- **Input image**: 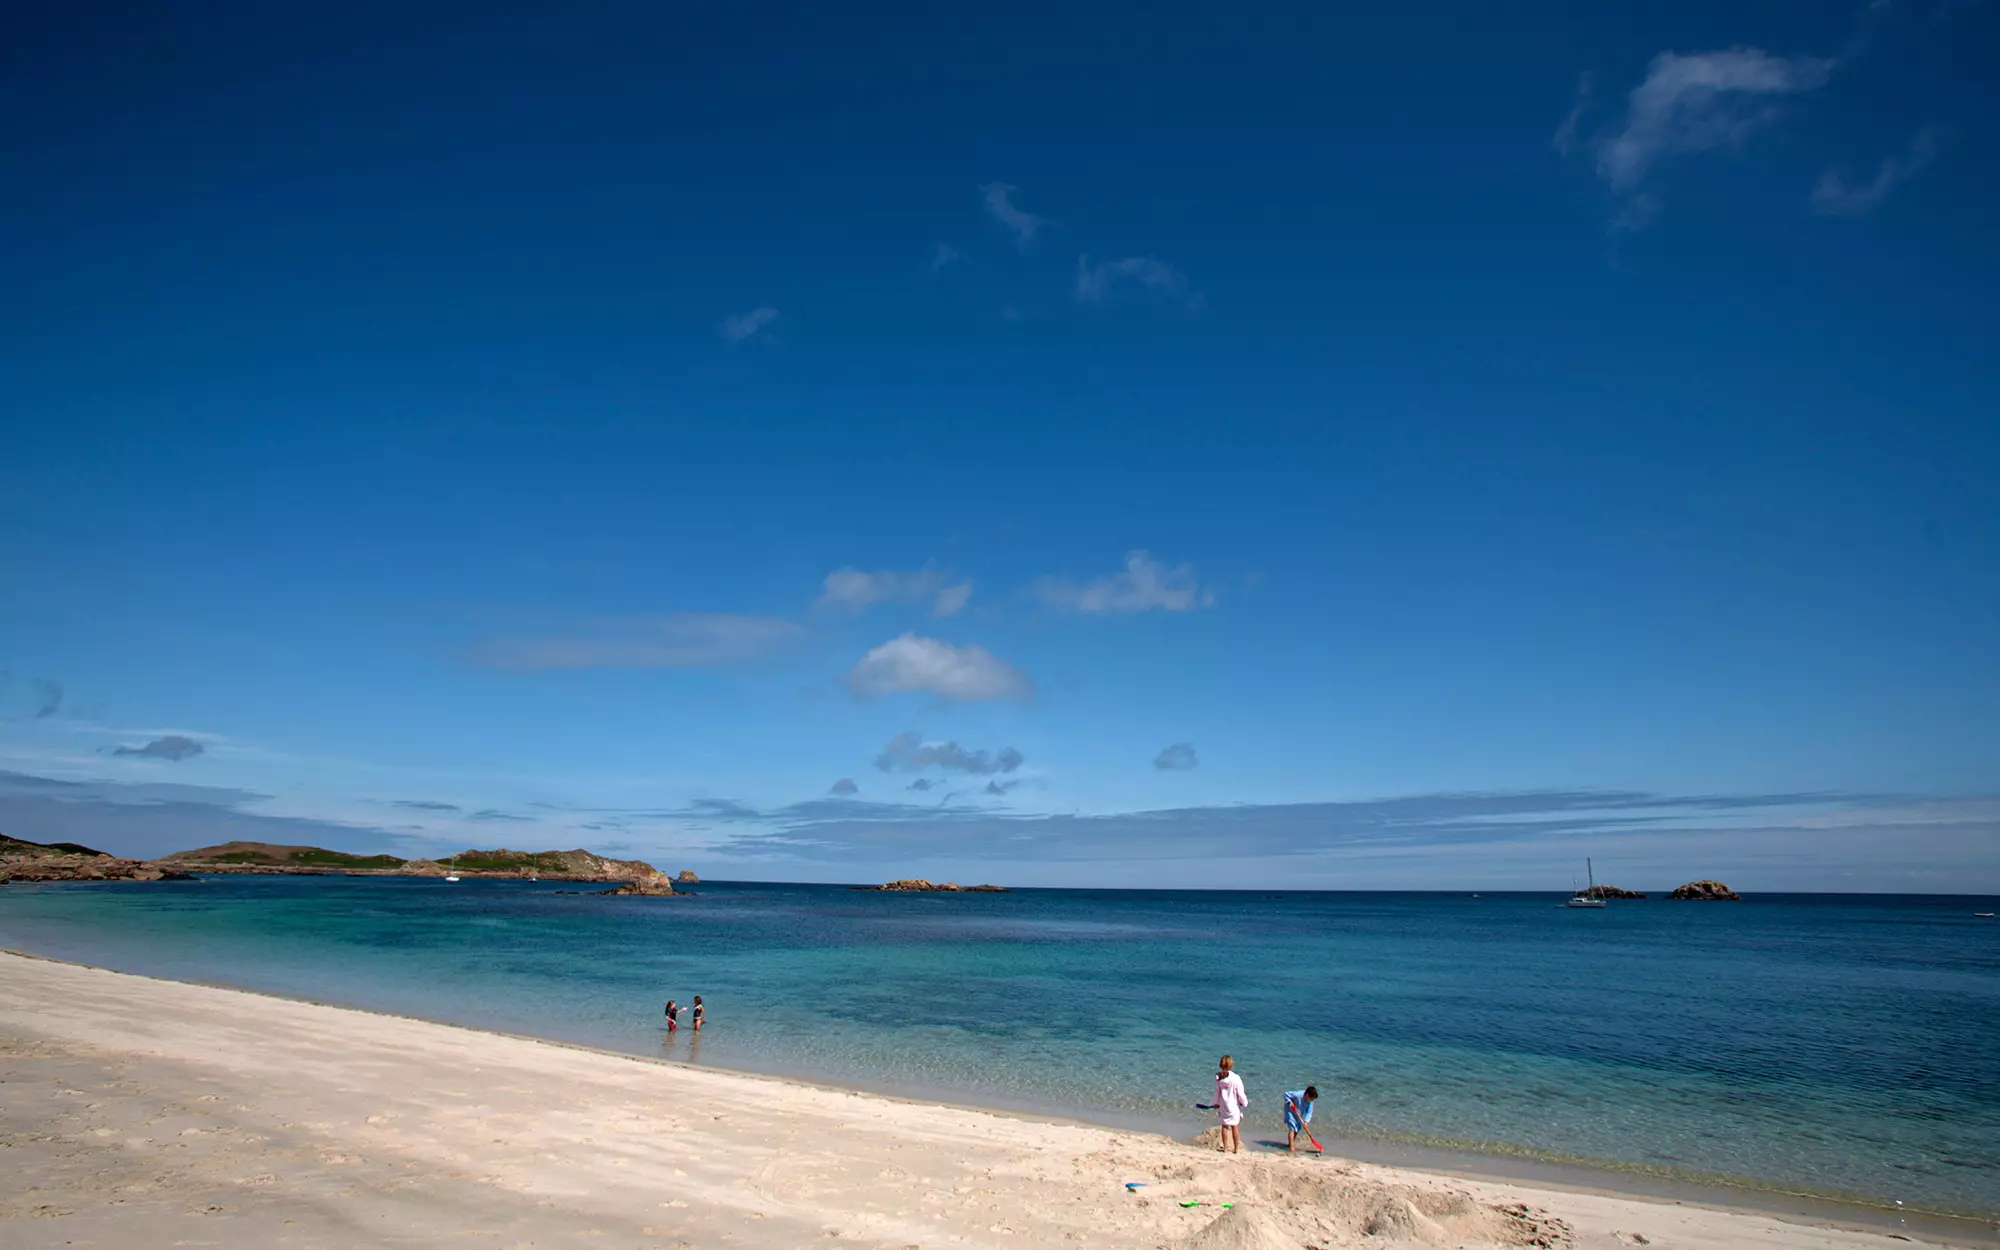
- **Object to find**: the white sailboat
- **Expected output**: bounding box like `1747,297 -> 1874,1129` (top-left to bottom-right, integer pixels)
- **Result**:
1565,857 -> 1607,908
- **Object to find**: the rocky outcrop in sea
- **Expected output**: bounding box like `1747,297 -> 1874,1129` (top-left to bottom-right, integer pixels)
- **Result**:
1669,879 -> 1742,900
851,878 -> 1008,893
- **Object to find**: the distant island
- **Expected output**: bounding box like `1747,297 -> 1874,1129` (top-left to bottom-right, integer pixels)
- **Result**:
850,878 -> 1008,893
1,834 -> 197,884
3,836 -> 689,892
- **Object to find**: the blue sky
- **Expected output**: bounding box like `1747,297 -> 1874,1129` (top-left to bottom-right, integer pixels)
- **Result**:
2,1 -> 1995,890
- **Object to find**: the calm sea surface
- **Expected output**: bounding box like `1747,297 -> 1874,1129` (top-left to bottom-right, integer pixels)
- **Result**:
3,878 -> 1996,1216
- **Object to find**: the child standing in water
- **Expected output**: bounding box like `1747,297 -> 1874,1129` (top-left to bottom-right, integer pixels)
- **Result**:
1214,1055 -> 1248,1154
691,995 -> 705,1032
664,999 -> 680,1032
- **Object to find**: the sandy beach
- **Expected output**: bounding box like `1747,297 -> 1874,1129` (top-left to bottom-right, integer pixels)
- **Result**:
0,951 -> 1981,1250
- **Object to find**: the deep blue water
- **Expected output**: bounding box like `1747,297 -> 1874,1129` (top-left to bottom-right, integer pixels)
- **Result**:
3,878 -> 1996,1215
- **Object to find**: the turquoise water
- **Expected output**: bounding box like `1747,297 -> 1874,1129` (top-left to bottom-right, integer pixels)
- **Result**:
3,878 -> 1996,1216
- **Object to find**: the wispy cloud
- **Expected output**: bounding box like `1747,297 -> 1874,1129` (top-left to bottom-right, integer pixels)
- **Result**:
1812,126 -> 1942,215
726,788 -> 1989,885
0,768 -> 413,863
828,778 -> 859,796
1571,47 -> 1835,231
816,566 -> 973,618
1154,742 -> 1199,771
874,731 -> 1024,776
393,799 -> 461,811
719,306 -> 779,344
844,634 -> 1034,702
1074,255 -> 1203,310
1033,551 -> 1214,614
473,614 -> 805,671
469,809 -> 533,822
32,679 -> 63,719
980,183 -> 1052,251
111,734 -> 205,762
929,242 -> 963,273
1552,72 -> 1595,156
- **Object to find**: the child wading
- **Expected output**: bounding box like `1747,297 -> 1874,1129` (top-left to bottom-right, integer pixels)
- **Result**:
664,999 -> 680,1032
1213,1055 -> 1248,1154
1284,1085 -> 1320,1153
691,995 -> 705,1032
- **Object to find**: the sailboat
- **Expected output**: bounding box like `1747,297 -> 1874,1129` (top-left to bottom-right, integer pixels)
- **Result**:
1564,857 -> 1607,908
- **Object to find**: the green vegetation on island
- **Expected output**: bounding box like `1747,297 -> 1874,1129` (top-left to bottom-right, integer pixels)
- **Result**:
152,841 -> 685,888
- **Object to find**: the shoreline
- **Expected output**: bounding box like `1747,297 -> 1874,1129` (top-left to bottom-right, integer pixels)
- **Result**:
4,947 -> 1992,1246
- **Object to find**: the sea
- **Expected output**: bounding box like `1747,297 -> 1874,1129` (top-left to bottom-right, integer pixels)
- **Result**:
3,877 -> 1996,1219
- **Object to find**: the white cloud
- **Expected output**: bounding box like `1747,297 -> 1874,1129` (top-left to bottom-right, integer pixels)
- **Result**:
979,183 -> 1052,250
1074,255 -> 1203,310
1812,127 -> 1942,216
1033,552 -> 1215,615
844,634 -> 1033,702
474,614 -> 804,671
1599,49 -> 1833,191
816,566 -> 972,618
1572,47 -> 1834,231
930,242 -> 963,273
719,306 -> 779,343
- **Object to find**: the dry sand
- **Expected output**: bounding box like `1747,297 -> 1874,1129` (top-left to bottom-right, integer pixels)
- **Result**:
0,951 -> 1978,1249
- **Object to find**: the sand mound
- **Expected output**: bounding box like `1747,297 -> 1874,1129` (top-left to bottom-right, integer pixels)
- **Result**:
1173,1204 -> 1299,1250
1364,1197 -> 1449,1242
1190,1126 -> 1228,1150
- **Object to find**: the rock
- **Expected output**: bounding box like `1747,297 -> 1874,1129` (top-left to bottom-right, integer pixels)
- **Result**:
599,873 -> 683,896
851,878 -> 1009,893
1,836 -> 201,885
1669,879 -> 1741,900
1580,884 -> 1646,899
676,869 -> 699,883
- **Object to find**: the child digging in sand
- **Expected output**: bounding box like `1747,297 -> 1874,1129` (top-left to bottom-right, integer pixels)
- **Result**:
1214,1055 -> 1248,1153
1284,1085 -> 1319,1152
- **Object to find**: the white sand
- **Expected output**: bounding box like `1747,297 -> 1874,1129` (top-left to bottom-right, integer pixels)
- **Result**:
0,951 -> 1973,1249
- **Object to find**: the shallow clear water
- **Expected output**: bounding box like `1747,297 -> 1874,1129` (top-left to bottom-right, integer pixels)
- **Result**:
3,878 -> 1996,1215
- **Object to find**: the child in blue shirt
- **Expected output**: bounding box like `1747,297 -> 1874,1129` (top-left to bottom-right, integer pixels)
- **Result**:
1283,1086 -> 1319,1153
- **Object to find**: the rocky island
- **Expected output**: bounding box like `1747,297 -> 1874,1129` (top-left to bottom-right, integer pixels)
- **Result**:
1577,884 -> 1646,899
851,878 -> 1008,893
1,835 -> 197,885
1669,879 -> 1742,900
4,839 -> 694,891
150,842 -> 688,886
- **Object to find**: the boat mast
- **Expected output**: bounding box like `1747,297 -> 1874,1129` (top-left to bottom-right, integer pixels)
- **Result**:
1587,857 -> 1595,897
